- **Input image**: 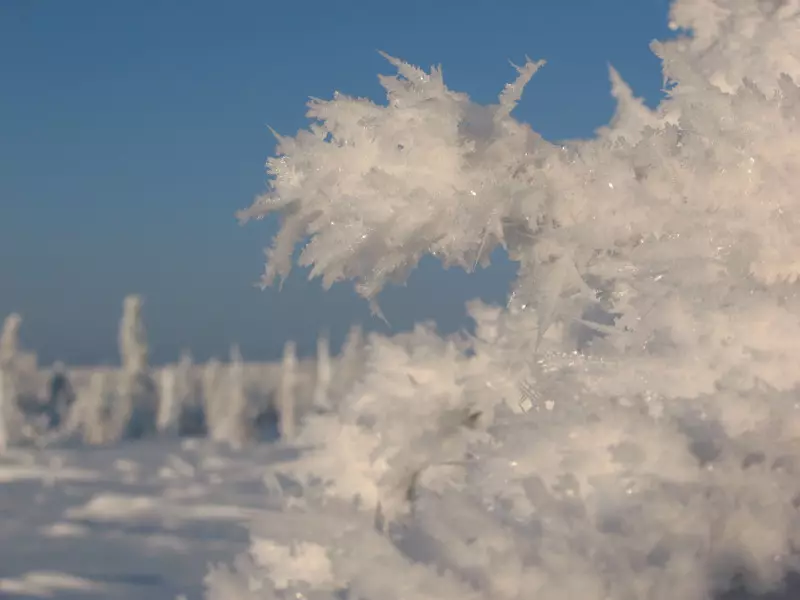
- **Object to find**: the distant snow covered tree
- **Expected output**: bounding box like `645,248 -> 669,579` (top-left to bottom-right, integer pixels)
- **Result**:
157,365 -> 178,435
312,332 -> 331,411
208,1 -> 800,599
199,357 -> 224,437
207,345 -> 252,447
0,369 -> 26,451
0,313 -> 37,375
171,351 -> 206,437
119,296 -> 148,374
0,370 -> 8,451
0,313 -> 21,370
65,370 -> 110,445
0,314 -> 37,446
333,324 -> 365,398
156,352 -> 197,436
0,316 -> 21,451
116,295 -> 157,440
277,340 -> 297,441
44,361 -> 75,430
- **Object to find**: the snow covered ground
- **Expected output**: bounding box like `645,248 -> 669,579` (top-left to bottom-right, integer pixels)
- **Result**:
0,439 -> 295,599
2,438 -> 799,600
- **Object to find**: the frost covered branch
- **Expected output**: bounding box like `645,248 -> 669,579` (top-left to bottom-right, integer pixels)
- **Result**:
217,1 -> 800,599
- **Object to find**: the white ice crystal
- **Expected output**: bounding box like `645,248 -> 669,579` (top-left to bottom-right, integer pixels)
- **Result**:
210,1 -> 800,599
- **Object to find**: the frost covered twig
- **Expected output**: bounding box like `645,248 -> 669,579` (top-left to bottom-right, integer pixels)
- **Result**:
212,1 -> 800,599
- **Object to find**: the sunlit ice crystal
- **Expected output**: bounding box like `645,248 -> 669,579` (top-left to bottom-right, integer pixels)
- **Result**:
213,1 -> 800,599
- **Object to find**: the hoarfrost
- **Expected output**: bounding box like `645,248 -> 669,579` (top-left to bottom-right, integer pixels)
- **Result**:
211,1 -> 800,599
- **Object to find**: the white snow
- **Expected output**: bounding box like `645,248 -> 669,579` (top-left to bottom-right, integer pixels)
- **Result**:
0,441 -> 284,599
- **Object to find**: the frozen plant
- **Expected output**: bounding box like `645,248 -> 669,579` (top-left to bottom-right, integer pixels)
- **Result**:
116,296 -> 157,439
210,1 -> 800,600
0,370 -> 28,450
84,371 -> 111,445
0,313 -> 21,369
156,352 -> 196,435
333,324 -> 365,399
201,357 -> 224,435
0,317 -> 18,451
277,340 -> 297,441
207,345 -> 252,447
158,365 -> 178,435
172,351 -> 207,436
43,361 -> 76,431
0,313 -> 37,379
117,368 -> 158,442
312,332 -> 332,411
0,315 -> 32,448
0,369 -> 7,451
62,370 -> 111,445
119,296 -> 148,375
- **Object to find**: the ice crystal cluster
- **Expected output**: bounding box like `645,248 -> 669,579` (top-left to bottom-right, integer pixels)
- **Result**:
208,1 -> 800,598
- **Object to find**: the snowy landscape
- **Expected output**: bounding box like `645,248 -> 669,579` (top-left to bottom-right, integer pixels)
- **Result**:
4,0 -> 800,598
0,300 -> 360,599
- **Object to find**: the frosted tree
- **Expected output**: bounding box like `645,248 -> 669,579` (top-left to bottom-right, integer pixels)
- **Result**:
0,313 -> 37,377
155,352 -> 192,434
277,340 -> 297,441
61,370 -> 111,445
208,1 -> 800,599
0,316 -> 20,450
119,296 -> 148,374
312,332 -> 332,411
333,324 -> 365,399
0,313 -> 21,369
0,370 -> 7,451
0,369 -> 26,451
201,357 -> 223,436
117,295 -> 157,439
44,361 -> 75,430
207,345 -> 251,447
0,314 -> 31,447
157,366 -> 177,434
85,371 -> 111,445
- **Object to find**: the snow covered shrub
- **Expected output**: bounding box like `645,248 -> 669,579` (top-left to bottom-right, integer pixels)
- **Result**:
119,295 -> 148,375
0,313 -> 22,369
201,354 -> 255,446
0,314 -> 42,446
42,361 -> 76,430
208,1 -> 800,599
62,370 -> 112,445
312,333 -> 332,412
158,351 -> 198,435
207,346 -> 254,447
0,370 -> 10,451
332,324 -> 367,400
158,364 -> 179,434
200,358 -> 226,438
57,298 -> 158,445
0,313 -> 38,387
117,295 -> 157,439
277,340 -> 297,441
0,316 -> 22,450
167,351 -> 207,437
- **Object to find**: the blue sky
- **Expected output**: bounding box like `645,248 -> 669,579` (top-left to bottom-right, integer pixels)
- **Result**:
0,0 -> 675,366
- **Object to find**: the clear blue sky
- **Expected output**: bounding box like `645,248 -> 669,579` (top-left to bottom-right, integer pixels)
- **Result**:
0,0 -> 675,366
